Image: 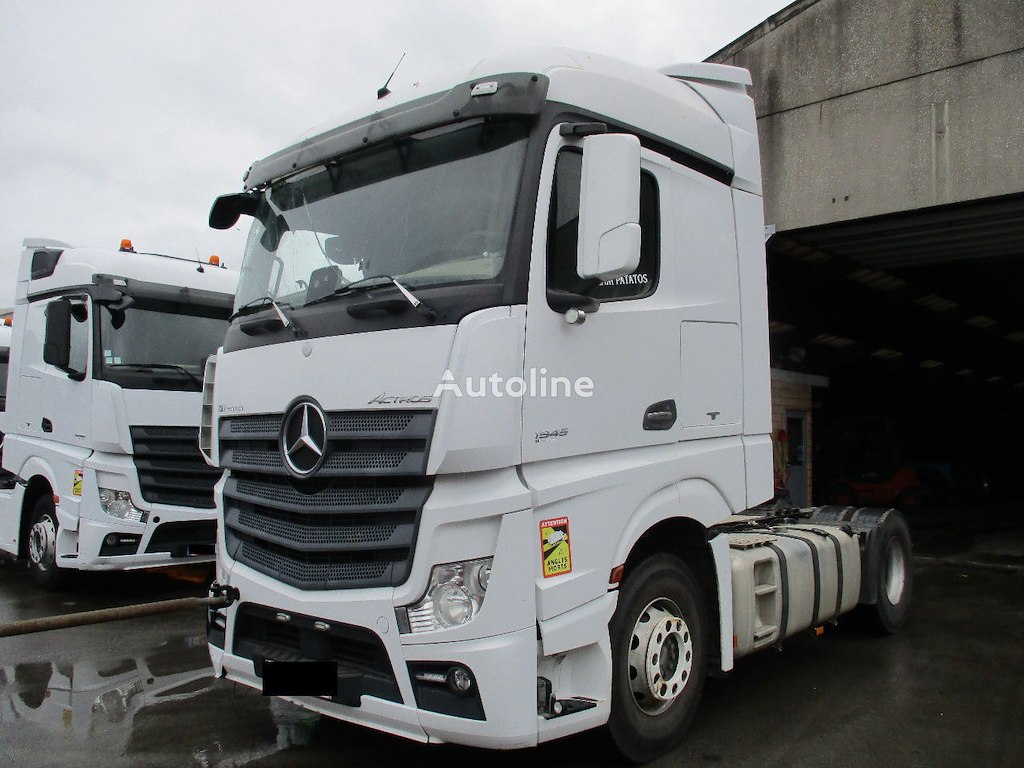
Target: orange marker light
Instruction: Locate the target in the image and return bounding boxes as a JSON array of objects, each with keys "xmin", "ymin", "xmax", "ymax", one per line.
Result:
[
  {"xmin": 209, "ymin": 255, "xmax": 221, "ymax": 266},
  {"xmin": 119, "ymin": 239, "xmax": 135, "ymax": 252},
  {"xmin": 2, "ymin": 316, "xmax": 11, "ymax": 327},
  {"xmin": 609, "ymin": 564, "xmax": 625, "ymax": 584}
]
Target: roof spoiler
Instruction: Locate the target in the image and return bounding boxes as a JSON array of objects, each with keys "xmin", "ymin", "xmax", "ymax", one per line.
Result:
[
  {"xmin": 658, "ymin": 63, "xmax": 752, "ymax": 93},
  {"xmin": 22, "ymin": 237, "xmax": 72, "ymax": 249}
]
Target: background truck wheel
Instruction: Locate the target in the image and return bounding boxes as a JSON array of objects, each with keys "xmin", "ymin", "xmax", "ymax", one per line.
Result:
[
  {"xmin": 27, "ymin": 496, "xmax": 65, "ymax": 590},
  {"xmin": 608, "ymin": 554, "xmax": 707, "ymax": 763},
  {"xmin": 864, "ymin": 512, "xmax": 912, "ymax": 633}
]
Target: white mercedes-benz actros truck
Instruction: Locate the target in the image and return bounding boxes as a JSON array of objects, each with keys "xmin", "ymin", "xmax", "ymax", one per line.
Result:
[
  {"xmin": 202, "ymin": 49, "xmax": 912, "ymax": 762},
  {"xmin": 0, "ymin": 239, "xmax": 237, "ymax": 589}
]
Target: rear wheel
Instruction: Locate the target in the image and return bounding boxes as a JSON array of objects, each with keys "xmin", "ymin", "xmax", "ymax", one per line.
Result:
[
  {"xmin": 865, "ymin": 512, "xmax": 912, "ymax": 633},
  {"xmin": 608, "ymin": 554, "xmax": 707, "ymax": 763},
  {"xmin": 27, "ymin": 496, "xmax": 65, "ymax": 590}
]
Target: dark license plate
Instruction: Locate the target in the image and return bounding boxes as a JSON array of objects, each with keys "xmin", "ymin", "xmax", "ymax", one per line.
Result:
[{"xmin": 262, "ymin": 660, "xmax": 339, "ymax": 696}]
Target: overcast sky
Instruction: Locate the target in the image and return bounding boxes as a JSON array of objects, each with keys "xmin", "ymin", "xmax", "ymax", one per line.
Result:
[{"xmin": 0, "ymin": 0, "xmax": 790, "ymax": 307}]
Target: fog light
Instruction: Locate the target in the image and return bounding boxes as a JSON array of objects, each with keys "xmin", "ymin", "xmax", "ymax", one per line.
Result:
[
  {"xmin": 447, "ymin": 666, "xmax": 474, "ymax": 695},
  {"xmin": 407, "ymin": 662, "xmax": 485, "ymax": 720},
  {"xmin": 99, "ymin": 532, "xmax": 141, "ymax": 556}
]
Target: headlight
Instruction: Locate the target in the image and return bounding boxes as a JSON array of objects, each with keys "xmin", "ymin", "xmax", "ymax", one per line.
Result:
[
  {"xmin": 400, "ymin": 557, "xmax": 493, "ymax": 634},
  {"xmin": 98, "ymin": 488, "xmax": 147, "ymax": 523}
]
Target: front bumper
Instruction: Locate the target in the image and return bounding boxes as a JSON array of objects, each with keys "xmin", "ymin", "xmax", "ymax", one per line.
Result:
[
  {"xmin": 66, "ymin": 508, "xmax": 217, "ymax": 570},
  {"xmin": 54, "ymin": 454, "xmax": 218, "ymax": 570},
  {"xmin": 211, "ymin": 609, "xmax": 539, "ymax": 749}
]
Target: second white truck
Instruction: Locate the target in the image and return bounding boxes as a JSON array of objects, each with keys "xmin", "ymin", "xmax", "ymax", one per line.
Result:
[{"xmin": 0, "ymin": 239, "xmax": 237, "ymax": 588}]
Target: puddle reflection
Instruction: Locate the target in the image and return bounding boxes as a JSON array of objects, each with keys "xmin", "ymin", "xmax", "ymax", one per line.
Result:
[{"xmin": 0, "ymin": 632, "xmax": 319, "ymax": 765}]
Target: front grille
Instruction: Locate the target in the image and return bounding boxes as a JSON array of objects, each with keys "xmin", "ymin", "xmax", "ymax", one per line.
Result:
[
  {"xmin": 233, "ymin": 603, "xmax": 402, "ymax": 705},
  {"xmin": 131, "ymin": 426, "xmax": 222, "ymax": 508},
  {"xmin": 220, "ymin": 410, "xmax": 434, "ymax": 590}
]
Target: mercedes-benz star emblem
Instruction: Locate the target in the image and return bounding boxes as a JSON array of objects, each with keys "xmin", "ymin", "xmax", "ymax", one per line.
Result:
[{"xmin": 281, "ymin": 400, "xmax": 328, "ymax": 477}]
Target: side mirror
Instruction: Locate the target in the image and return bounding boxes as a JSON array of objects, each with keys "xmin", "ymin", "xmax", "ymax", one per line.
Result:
[
  {"xmin": 576, "ymin": 133, "xmax": 642, "ymax": 282},
  {"xmin": 209, "ymin": 193, "xmax": 259, "ymax": 230},
  {"xmin": 44, "ymin": 299, "xmax": 87, "ymax": 380},
  {"xmin": 43, "ymin": 299, "xmax": 72, "ymax": 369}
]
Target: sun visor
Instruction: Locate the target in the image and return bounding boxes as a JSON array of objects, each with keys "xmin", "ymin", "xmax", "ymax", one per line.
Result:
[{"xmin": 244, "ymin": 73, "xmax": 549, "ymax": 191}]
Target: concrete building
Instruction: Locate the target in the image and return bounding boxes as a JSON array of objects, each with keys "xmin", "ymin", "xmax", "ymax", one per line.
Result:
[{"xmin": 711, "ymin": 0, "xmax": 1024, "ymax": 507}]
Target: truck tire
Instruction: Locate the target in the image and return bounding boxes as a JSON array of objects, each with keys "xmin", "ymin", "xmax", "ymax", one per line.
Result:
[
  {"xmin": 608, "ymin": 554, "xmax": 707, "ymax": 763},
  {"xmin": 27, "ymin": 496, "xmax": 65, "ymax": 590},
  {"xmin": 864, "ymin": 512, "xmax": 912, "ymax": 633}
]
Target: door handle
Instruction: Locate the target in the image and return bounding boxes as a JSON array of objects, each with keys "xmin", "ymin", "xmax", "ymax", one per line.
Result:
[
  {"xmin": 41, "ymin": 418, "xmax": 53, "ymax": 433},
  {"xmin": 643, "ymin": 400, "xmax": 677, "ymax": 431}
]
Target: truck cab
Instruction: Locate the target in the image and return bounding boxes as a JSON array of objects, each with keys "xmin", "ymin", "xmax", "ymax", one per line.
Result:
[
  {"xmin": 0, "ymin": 239, "xmax": 237, "ymax": 587},
  {"xmin": 203, "ymin": 48, "xmax": 910, "ymax": 761}
]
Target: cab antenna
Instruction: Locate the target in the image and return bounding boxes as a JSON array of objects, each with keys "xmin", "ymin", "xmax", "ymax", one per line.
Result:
[{"xmin": 377, "ymin": 53, "xmax": 406, "ymax": 100}]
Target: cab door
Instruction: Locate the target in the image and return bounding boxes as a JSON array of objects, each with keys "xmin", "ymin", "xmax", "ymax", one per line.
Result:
[
  {"xmin": 522, "ymin": 129, "xmax": 745, "ymax": 464},
  {"xmin": 522, "ymin": 133, "xmax": 678, "ymax": 463},
  {"xmin": 38, "ymin": 296, "xmax": 93, "ymax": 446}
]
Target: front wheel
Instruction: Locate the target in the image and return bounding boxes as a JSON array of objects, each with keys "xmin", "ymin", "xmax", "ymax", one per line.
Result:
[
  {"xmin": 608, "ymin": 554, "xmax": 708, "ymax": 763},
  {"xmin": 27, "ymin": 496, "xmax": 65, "ymax": 590}
]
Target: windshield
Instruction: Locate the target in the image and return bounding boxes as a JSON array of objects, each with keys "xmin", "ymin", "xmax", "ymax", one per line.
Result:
[
  {"xmin": 233, "ymin": 118, "xmax": 530, "ymax": 313},
  {"xmin": 97, "ymin": 300, "xmax": 229, "ymax": 391}
]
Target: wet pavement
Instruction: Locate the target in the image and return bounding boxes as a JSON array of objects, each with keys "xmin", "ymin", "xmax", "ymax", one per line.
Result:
[{"xmin": 1, "ymin": 512, "xmax": 1021, "ymax": 768}]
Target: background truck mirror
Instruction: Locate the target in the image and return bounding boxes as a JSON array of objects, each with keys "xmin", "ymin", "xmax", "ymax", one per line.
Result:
[
  {"xmin": 576, "ymin": 133, "xmax": 642, "ymax": 282},
  {"xmin": 43, "ymin": 298, "xmax": 73, "ymax": 369},
  {"xmin": 44, "ymin": 299, "xmax": 86, "ymax": 380}
]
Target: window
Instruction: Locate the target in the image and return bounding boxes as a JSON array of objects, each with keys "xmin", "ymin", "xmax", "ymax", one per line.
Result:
[
  {"xmin": 234, "ymin": 118, "xmax": 530, "ymax": 313},
  {"xmin": 97, "ymin": 299, "xmax": 229, "ymax": 391},
  {"xmin": 547, "ymin": 148, "xmax": 659, "ymax": 303}
]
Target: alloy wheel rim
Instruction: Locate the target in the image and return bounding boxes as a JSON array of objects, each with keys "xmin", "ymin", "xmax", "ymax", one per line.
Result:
[
  {"xmin": 627, "ymin": 598, "xmax": 693, "ymax": 715},
  {"xmin": 28, "ymin": 515, "xmax": 56, "ymax": 569}
]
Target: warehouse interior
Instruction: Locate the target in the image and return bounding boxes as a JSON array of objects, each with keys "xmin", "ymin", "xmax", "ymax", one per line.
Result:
[
  {"xmin": 710, "ymin": 0, "xmax": 1024, "ymax": 511},
  {"xmin": 768, "ymin": 192, "xmax": 1024, "ymax": 508}
]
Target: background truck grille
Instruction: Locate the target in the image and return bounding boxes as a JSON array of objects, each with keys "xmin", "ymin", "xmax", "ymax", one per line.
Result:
[
  {"xmin": 130, "ymin": 426, "xmax": 222, "ymax": 508},
  {"xmin": 220, "ymin": 410, "xmax": 434, "ymax": 590}
]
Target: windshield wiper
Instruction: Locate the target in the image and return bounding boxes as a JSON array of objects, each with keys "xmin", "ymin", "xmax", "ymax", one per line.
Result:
[
  {"xmin": 231, "ymin": 296, "xmax": 273, "ymax": 320},
  {"xmin": 230, "ymin": 296, "xmax": 292, "ymax": 323},
  {"xmin": 230, "ymin": 295, "xmax": 300, "ymax": 336},
  {"xmin": 108, "ymin": 363, "xmax": 202, "ymax": 387},
  {"xmin": 307, "ymin": 274, "xmax": 436, "ymax": 322}
]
